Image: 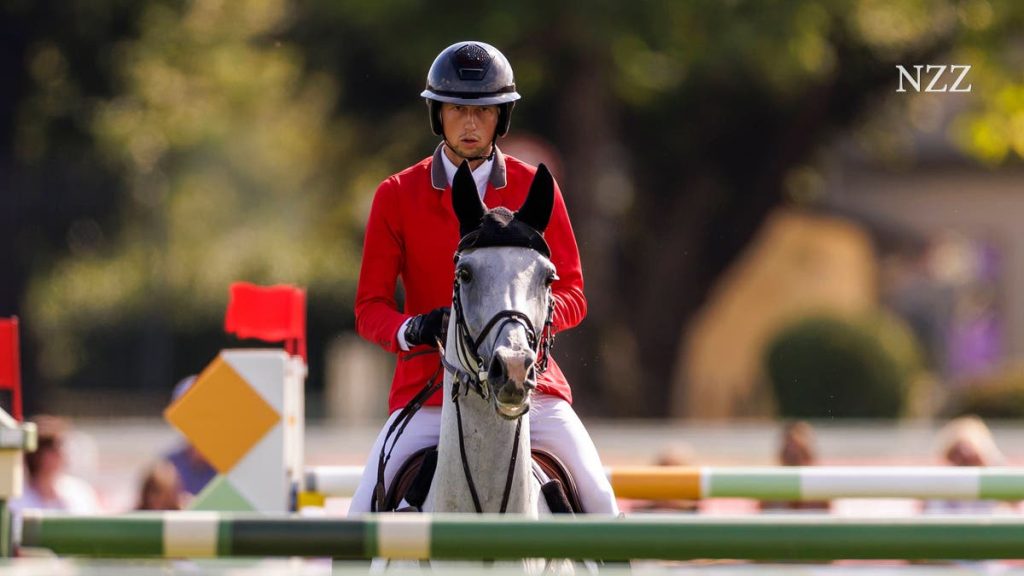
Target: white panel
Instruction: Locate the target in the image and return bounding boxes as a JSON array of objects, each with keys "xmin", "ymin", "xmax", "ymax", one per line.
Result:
[
  {"xmin": 0, "ymin": 452, "xmax": 22, "ymax": 498},
  {"xmin": 222, "ymin": 350, "xmax": 288, "ymax": 413},
  {"xmin": 163, "ymin": 511, "xmax": 219, "ymax": 558},
  {"xmin": 284, "ymin": 355, "xmax": 306, "ymax": 485},
  {"xmin": 227, "ymin": 424, "xmax": 285, "ymax": 512},
  {"xmin": 802, "ymin": 467, "xmax": 979, "ymax": 499}
]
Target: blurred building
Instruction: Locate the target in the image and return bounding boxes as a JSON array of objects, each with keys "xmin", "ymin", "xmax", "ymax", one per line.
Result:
[
  {"xmin": 675, "ymin": 92, "xmax": 1021, "ymax": 419},
  {"xmin": 829, "ymin": 97, "xmax": 1018, "ymax": 388}
]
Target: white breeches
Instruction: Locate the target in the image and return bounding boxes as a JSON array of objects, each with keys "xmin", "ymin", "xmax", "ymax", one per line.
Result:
[{"xmin": 348, "ymin": 393, "xmax": 619, "ymax": 515}]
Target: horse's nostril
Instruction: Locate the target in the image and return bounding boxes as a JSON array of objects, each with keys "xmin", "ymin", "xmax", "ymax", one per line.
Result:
[
  {"xmin": 488, "ymin": 355, "xmax": 505, "ymax": 383},
  {"xmin": 525, "ymin": 361, "xmax": 537, "ymax": 388}
]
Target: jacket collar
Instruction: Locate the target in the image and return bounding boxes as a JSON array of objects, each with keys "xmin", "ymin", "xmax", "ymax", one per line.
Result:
[{"xmin": 431, "ymin": 143, "xmax": 507, "ymax": 191}]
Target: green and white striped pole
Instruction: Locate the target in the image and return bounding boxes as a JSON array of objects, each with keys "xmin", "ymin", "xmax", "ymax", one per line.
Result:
[
  {"xmin": 302, "ymin": 465, "xmax": 1024, "ymax": 501},
  {"xmin": 20, "ymin": 512, "xmax": 1024, "ymax": 560},
  {"xmin": 609, "ymin": 466, "xmax": 1024, "ymax": 501}
]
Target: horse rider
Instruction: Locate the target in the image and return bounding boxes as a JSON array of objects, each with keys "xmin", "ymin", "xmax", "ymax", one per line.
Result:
[{"xmin": 350, "ymin": 41, "xmax": 619, "ymax": 516}]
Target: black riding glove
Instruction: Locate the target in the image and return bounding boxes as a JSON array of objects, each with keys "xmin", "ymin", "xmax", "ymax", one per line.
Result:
[{"xmin": 404, "ymin": 307, "xmax": 450, "ymax": 348}]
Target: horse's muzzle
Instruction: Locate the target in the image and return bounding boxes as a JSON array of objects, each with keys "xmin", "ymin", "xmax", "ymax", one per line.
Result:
[{"xmin": 489, "ymin": 347, "xmax": 536, "ymax": 419}]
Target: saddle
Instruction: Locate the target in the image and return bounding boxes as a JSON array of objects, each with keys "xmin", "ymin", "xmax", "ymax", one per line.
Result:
[{"xmin": 381, "ymin": 446, "xmax": 584, "ymax": 514}]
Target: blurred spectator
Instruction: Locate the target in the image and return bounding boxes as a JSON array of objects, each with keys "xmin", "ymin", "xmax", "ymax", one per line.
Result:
[
  {"xmin": 779, "ymin": 420, "xmax": 818, "ymax": 466},
  {"xmin": 764, "ymin": 420, "xmax": 827, "ymax": 511},
  {"xmin": 10, "ymin": 415, "xmax": 100, "ymax": 514},
  {"xmin": 924, "ymin": 415, "xmax": 1009, "ymax": 514},
  {"xmin": 938, "ymin": 414, "xmax": 1004, "ymax": 467},
  {"xmin": 164, "ymin": 375, "xmax": 216, "ymax": 497},
  {"xmin": 136, "ymin": 460, "xmax": 184, "ymax": 510}
]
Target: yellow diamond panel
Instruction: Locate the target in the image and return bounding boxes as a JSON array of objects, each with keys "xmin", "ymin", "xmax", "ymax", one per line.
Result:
[{"xmin": 164, "ymin": 355, "xmax": 281, "ymax": 473}]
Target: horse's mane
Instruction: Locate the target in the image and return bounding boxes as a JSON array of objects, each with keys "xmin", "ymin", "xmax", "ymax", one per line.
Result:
[{"xmin": 456, "ymin": 206, "xmax": 551, "ymax": 257}]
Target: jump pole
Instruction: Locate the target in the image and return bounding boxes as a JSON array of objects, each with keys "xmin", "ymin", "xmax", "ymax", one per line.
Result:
[
  {"xmin": 21, "ymin": 512, "xmax": 1024, "ymax": 561},
  {"xmin": 303, "ymin": 465, "xmax": 1024, "ymax": 502}
]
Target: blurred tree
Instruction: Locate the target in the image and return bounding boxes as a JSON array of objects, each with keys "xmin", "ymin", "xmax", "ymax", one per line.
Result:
[
  {"xmin": 6, "ymin": 0, "xmax": 1023, "ymax": 415},
  {"xmin": 285, "ymin": 0, "xmax": 1022, "ymax": 416},
  {"xmin": 593, "ymin": 0, "xmax": 1021, "ymax": 416},
  {"xmin": 9, "ymin": 0, "xmax": 363, "ymax": 410},
  {"xmin": 2, "ymin": 0, "xmax": 148, "ymax": 410}
]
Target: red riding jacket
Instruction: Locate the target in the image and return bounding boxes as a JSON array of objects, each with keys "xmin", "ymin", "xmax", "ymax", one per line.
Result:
[{"xmin": 355, "ymin": 145, "xmax": 586, "ymax": 412}]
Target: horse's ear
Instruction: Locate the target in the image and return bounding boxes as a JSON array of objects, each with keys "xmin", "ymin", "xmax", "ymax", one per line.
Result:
[
  {"xmin": 452, "ymin": 160, "xmax": 485, "ymax": 237},
  {"xmin": 515, "ymin": 163, "xmax": 554, "ymax": 233}
]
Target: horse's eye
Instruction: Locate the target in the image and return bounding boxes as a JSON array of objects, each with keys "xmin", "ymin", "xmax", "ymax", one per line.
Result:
[
  {"xmin": 545, "ymin": 272, "xmax": 558, "ymax": 287},
  {"xmin": 457, "ymin": 267, "xmax": 473, "ymax": 283}
]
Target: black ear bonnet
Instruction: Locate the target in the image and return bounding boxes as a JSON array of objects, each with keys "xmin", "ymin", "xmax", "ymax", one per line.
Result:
[{"xmin": 451, "ymin": 161, "xmax": 554, "ymax": 258}]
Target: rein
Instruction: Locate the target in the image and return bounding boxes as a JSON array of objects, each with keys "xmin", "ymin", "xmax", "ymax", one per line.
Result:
[
  {"xmin": 373, "ymin": 256, "xmax": 557, "ymax": 514},
  {"xmin": 371, "ymin": 362, "xmax": 443, "ymax": 512},
  {"xmin": 440, "ymin": 267, "xmax": 555, "ymax": 513}
]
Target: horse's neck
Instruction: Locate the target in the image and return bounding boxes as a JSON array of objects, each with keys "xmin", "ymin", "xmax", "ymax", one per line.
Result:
[{"xmin": 429, "ymin": 349, "xmax": 537, "ymax": 514}]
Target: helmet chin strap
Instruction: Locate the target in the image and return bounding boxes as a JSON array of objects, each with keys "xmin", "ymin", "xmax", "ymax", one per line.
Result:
[{"xmin": 443, "ymin": 136, "xmax": 497, "ymax": 163}]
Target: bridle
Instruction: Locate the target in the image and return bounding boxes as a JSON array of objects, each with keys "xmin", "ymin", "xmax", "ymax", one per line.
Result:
[
  {"xmin": 436, "ymin": 251, "xmax": 556, "ymax": 513},
  {"xmin": 439, "ymin": 256, "xmax": 555, "ymax": 403},
  {"xmin": 372, "ymin": 250, "xmax": 556, "ymax": 514}
]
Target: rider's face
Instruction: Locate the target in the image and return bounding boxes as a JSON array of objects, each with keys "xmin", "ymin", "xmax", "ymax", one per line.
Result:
[{"xmin": 440, "ymin": 103, "xmax": 499, "ymax": 162}]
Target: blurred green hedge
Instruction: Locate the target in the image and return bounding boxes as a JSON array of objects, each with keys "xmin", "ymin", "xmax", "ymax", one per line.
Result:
[
  {"xmin": 764, "ymin": 312, "xmax": 924, "ymax": 419},
  {"xmin": 950, "ymin": 368, "xmax": 1024, "ymax": 419}
]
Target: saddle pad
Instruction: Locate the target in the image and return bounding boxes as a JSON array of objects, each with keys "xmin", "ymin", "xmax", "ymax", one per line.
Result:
[{"xmin": 531, "ymin": 448, "xmax": 584, "ymax": 514}]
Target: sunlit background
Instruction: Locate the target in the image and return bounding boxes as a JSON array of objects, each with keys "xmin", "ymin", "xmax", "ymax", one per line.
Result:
[{"xmin": 3, "ymin": 0, "xmax": 1024, "ymax": 517}]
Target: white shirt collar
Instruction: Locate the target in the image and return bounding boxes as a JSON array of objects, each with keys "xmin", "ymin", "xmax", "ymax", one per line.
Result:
[{"xmin": 441, "ymin": 148, "xmax": 493, "ymax": 201}]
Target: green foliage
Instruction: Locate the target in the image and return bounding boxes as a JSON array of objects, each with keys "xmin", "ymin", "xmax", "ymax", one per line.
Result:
[
  {"xmin": 7, "ymin": 0, "xmax": 1024, "ymax": 412},
  {"xmin": 765, "ymin": 312, "xmax": 925, "ymax": 419},
  {"xmin": 951, "ymin": 367, "xmax": 1024, "ymax": 419},
  {"xmin": 25, "ymin": 0, "xmax": 363, "ymax": 384}
]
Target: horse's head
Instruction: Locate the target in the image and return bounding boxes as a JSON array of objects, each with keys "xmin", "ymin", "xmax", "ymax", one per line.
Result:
[{"xmin": 449, "ymin": 161, "xmax": 557, "ymax": 419}]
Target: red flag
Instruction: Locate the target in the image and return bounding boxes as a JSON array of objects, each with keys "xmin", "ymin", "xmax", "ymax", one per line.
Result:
[
  {"xmin": 224, "ymin": 283, "xmax": 306, "ymax": 361},
  {"xmin": 0, "ymin": 317, "xmax": 24, "ymax": 421}
]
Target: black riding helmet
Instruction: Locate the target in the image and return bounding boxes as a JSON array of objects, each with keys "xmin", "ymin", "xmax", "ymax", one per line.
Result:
[{"xmin": 421, "ymin": 41, "xmax": 521, "ymax": 137}]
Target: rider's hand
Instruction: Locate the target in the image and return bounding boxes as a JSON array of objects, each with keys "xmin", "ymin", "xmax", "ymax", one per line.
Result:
[{"xmin": 404, "ymin": 307, "xmax": 450, "ymax": 347}]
